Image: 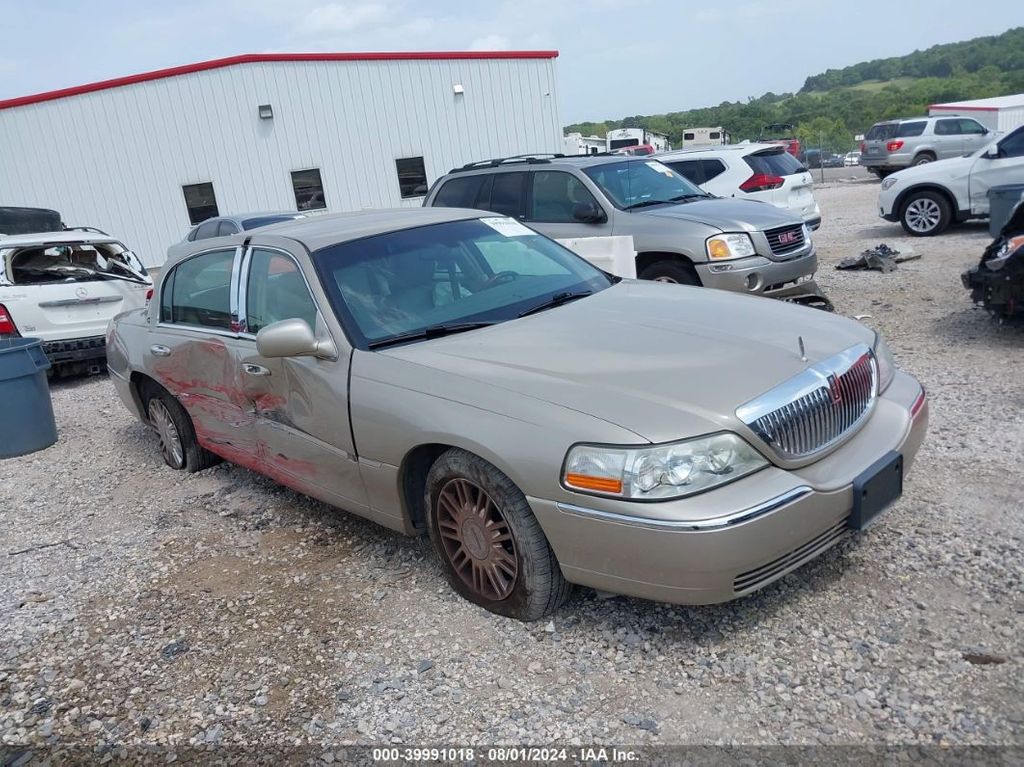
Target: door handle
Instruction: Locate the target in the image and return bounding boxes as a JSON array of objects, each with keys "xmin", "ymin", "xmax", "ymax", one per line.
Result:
[
  {"xmin": 150, "ymin": 344, "xmax": 171, "ymax": 357},
  {"xmin": 242, "ymin": 363, "xmax": 271, "ymax": 377}
]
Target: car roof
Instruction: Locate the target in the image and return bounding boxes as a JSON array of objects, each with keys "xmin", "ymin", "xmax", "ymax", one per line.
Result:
[
  {"xmin": 169, "ymin": 208, "xmax": 486, "ymax": 264},
  {"xmin": 0, "ymin": 230, "xmax": 121, "ymax": 248},
  {"xmin": 658, "ymin": 143, "xmax": 782, "ymax": 159},
  {"xmin": 196, "ymin": 212, "xmax": 301, "ymax": 226}
]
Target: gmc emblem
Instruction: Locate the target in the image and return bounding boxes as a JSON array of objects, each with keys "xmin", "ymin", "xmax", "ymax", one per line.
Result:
[
  {"xmin": 778, "ymin": 230, "xmax": 799, "ymax": 245},
  {"xmin": 827, "ymin": 373, "xmax": 843, "ymax": 404}
]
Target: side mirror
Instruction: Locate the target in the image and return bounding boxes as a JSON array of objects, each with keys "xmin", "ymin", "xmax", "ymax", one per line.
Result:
[
  {"xmin": 985, "ymin": 145, "xmax": 1001, "ymax": 159},
  {"xmin": 256, "ymin": 318, "xmax": 336, "ymax": 360},
  {"xmin": 572, "ymin": 201, "xmax": 606, "ymax": 223}
]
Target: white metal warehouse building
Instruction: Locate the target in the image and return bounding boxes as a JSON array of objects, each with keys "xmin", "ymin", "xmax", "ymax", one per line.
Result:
[
  {"xmin": 928, "ymin": 94, "xmax": 1024, "ymax": 133},
  {"xmin": 0, "ymin": 51, "xmax": 563, "ymax": 266}
]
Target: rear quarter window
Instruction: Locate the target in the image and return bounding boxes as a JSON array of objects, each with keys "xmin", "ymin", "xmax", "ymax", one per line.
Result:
[
  {"xmin": 897, "ymin": 121, "xmax": 927, "ymax": 138},
  {"xmin": 432, "ymin": 176, "xmax": 487, "ymax": 208},
  {"xmin": 866, "ymin": 123, "xmax": 897, "ymax": 140}
]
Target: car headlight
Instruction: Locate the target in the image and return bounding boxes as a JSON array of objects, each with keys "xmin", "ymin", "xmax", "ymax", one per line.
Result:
[
  {"xmin": 881, "ymin": 177, "xmax": 898, "ymax": 191},
  {"xmin": 563, "ymin": 433, "xmax": 768, "ymax": 501},
  {"xmin": 802, "ymin": 223, "xmax": 812, "ymax": 245},
  {"xmin": 706, "ymin": 233, "xmax": 757, "ymax": 260},
  {"xmin": 873, "ymin": 332, "xmax": 896, "ymax": 393}
]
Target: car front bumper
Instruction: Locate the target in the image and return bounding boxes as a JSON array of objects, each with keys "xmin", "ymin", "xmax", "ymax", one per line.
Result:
[
  {"xmin": 695, "ymin": 248, "xmax": 817, "ymax": 296},
  {"xmin": 528, "ymin": 371, "xmax": 928, "ymax": 605}
]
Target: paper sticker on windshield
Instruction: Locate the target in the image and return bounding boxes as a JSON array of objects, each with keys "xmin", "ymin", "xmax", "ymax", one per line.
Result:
[
  {"xmin": 645, "ymin": 161, "xmax": 674, "ymax": 177},
  {"xmin": 481, "ymin": 217, "xmax": 533, "ymax": 237}
]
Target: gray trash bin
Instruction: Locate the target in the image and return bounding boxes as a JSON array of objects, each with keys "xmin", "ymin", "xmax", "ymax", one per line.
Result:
[
  {"xmin": 0, "ymin": 337, "xmax": 58, "ymax": 458},
  {"xmin": 988, "ymin": 184, "xmax": 1024, "ymax": 237}
]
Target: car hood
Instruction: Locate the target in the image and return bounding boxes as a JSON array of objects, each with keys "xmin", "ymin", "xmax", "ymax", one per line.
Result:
[
  {"xmin": 636, "ymin": 197, "xmax": 802, "ymax": 233},
  {"xmin": 382, "ymin": 281, "xmax": 874, "ymax": 444}
]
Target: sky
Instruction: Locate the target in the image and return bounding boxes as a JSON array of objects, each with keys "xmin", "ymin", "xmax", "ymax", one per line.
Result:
[{"xmin": 1, "ymin": 0, "xmax": 1022, "ymax": 123}]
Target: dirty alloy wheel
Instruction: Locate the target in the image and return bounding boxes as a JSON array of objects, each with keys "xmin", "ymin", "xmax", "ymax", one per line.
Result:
[
  {"xmin": 143, "ymin": 385, "xmax": 221, "ymax": 473},
  {"xmin": 912, "ymin": 153, "xmax": 935, "ymax": 166},
  {"xmin": 638, "ymin": 260, "xmax": 699, "ymax": 285},
  {"xmin": 426, "ymin": 448, "xmax": 571, "ymax": 621},
  {"xmin": 900, "ymin": 191, "xmax": 951, "ymax": 236}
]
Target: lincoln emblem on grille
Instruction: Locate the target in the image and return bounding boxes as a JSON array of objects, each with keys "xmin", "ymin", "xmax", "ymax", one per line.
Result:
[
  {"xmin": 778, "ymin": 230, "xmax": 799, "ymax": 245},
  {"xmin": 827, "ymin": 373, "xmax": 843, "ymax": 404}
]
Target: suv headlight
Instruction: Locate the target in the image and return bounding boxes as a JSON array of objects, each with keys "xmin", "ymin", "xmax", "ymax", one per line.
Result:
[
  {"xmin": 563, "ymin": 433, "xmax": 768, "ymax": 501},
  {"xmin": 706, "ymin": 233, "xmax": 757, "ymax": 260},
  {"xmin": 873, "ymin": 332, "xmax": 896, "ymax": 393},
  {"xmin": 881, "ymin": 177, "xmax": 899, "ymax": 191}
]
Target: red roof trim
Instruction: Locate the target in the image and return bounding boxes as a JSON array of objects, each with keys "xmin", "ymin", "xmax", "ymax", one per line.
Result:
[
  {"xmin": 928, "ymin": 103, "xmax": 999, "ymax": 112},
  {"xmin": 0, "ymin": 51, "xmax": 560, "ymax": 111}
]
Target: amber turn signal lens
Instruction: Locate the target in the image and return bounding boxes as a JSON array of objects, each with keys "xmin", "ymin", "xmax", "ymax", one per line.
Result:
[
  {"xmin": 565, "ymin": 473, "xmax": 623, "ymax": 494},
  {"xmin": 707, "ymin": 239, "xmax": 731, "ymax": 259}
]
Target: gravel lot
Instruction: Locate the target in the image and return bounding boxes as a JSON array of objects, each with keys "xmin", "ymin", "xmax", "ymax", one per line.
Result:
[{"xmin": 2, "ymin": 176, "xmax": 1022, "ymax": 759}]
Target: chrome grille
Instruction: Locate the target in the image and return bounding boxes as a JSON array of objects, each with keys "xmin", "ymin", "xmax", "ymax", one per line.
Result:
[
  {"xmin": 736, "ymin": 344, "xmax": 877, "ymax": 460},
  {"xmin": 765, "ymin": 223, "xmax": 806, "ymax": 256}
]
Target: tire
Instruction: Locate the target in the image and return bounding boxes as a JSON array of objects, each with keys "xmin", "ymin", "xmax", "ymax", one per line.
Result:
[
  {"xmin": 912, "ymin": 153, "xmax": 935, "ymax": 166},
  {"xmin": 638, "ymin": 260, "xmax": 699, "ymax": 285},
  {"xmin": 900, "ymin": 191, "xmax": 952, "ymax": 236},
  {"xmin": 425, "ymin": 448, "xmax": 571, "ymax": 621},
  {"xmin": 142, "ymin": 383, "xmax": 220, "ymax": 472}
]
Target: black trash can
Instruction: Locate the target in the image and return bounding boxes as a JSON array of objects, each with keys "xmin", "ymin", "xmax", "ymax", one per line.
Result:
[
  {"xmin": 988, "ymin": 184, "xmax": 1024, "ymax": 237},
  {"xmin": 0, "ymin": 337, "xmax": 58, "ymax": 458}
]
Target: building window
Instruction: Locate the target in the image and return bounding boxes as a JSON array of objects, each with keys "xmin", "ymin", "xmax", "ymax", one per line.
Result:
[
  {"xmin": 182, "ymin": 183, "xmax": 219, "ymax": 225},
  {"xmin": 292, "ymin": 169, "xmax": 326, "ymax": 211},
  {"xmin": 395, "ymin": 157, "xmax": 428, "ymax": 199}
]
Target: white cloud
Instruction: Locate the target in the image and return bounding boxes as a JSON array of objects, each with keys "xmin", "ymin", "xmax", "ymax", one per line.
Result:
[
  {"xmin": 296, "ymin": 2, "xmax": 391, "ymax": 35},
  {"xmin": 468, "ymin": 33, "xmax": 511, "ymax": 51}
]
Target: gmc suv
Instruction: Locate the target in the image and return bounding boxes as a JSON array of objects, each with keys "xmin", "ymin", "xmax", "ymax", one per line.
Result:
[
  {"xmin": 860, "ymin": 116, "xmax": 992, "ymax": 177},
  {"xmin": 424, "ymin": 155, "xmax": 820, "ymax": 300}
]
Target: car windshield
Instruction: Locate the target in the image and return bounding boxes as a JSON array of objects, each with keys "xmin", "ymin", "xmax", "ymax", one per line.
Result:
[
  {"xmin": 314, "ymin": 217, "xmax": 613, "ymax": 348},
  {"xmin": 583, "ymin": 160, "xmax": 707, "ymax": 210}
]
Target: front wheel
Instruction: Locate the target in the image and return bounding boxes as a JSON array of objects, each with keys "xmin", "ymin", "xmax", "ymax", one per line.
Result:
[
  {"xmin": 900, "ymin": 191, "xmax": 951, "ymax": 236},
  {"xmin": 638, "ymin": 260, "xmax": 699, "ymax": 285},
  {"xmin": 426, "ymin": 449, "xmax": 571, "ymax": 621}
]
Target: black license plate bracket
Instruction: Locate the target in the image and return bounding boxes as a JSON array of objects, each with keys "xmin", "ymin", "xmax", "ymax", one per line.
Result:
[{"xmin": 849, "ymin": 450, "xmax": 903, "ymax": 531}]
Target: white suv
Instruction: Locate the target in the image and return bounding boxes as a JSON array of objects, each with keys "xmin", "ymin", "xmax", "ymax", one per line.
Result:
[
  {"xmin": 0, "ymin": 229, "xmax": 151, "ymax": 375},
  {"xmin": 878, "ymin": 125, "xmax": 1024, "ymax": 236},
  {"xmin": 658, "ymin": 144, "xmax": 822, "ymax": 230}
]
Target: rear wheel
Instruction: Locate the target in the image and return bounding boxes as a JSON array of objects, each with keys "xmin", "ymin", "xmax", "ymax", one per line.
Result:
[
  {"xmin": 143, "ymin": 384, "xmax": 220, "ymax": 472},
  {"xmin": 900, "ymin": 191, "xmax": 952, "ymax": 236},
  {"xmin": 912, "ymin": 152, "xmax": 936, "ymax": 166},
  {"xmin": 426, "ymin": 449, "xmax": 570, "ymax": 621},
  {"xmin": 639, "ymin": 260, "xmax": 699, "ymax": 285}
]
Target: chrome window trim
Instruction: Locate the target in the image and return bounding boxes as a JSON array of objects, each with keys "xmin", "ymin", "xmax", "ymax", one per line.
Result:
[
  {"xmin": 158, "ymin": 245, "xmax": 242, "ymax": 331},
  {"xmin": 554, "ymin": 486, "xmax": 813, "ymax": 532},
  {"xmin": 235, "ymin": 244, "xmax": 334, "ymax": 349}
]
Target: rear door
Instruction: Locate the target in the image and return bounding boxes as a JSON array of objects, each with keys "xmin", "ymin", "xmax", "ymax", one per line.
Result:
[
  {"xmin": 0, "ymin": 240, "xmax": 149, "ymax": 343},
  {"xmin": 933, "ymin": 118, "xmax": 967, "ymax": 159},
  {"xmin": 148, "ymin": 246, "xmax": 259, "ymax": 463},
  {"xmin": 235, "ymin": 245, "xmax": 369, "ymax": 511}
]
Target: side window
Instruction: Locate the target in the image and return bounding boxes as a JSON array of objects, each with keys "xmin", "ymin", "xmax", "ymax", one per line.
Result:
[
  {"xmin": 529, "ymin": 171, "xmax": 599, "ymax": 223},
  {"xmin": 997, "ymin": 128, "xmax": 1024, "ymax": 158},
  {"xmin": 683, "ymin": 132, "xmax": 695, "ymax": 141},
  {"xmin": 195, "ymin": 220, "xmax": 220, "ymax": 240},
  {"xmin": 433, "ymin": 176, "xmax": 485, "ymax": 208},
  {"xmin": 959, "ymin": 119, "xmax": 987, "ymax": 135},
  {"xmin": 935, "ymin": 119, "xmax": 960, "ymax": 136},
  {"xmin": 701, "ymin": 159, "xmax": 727, "ymax": 182},
  {"xmin": 218, "ymin": 221, "xmax": 238, "ymax": 236},
  {"xmin": 666, "ymin": 160, "xmax": 703, "ymax": 185},
  {"xmin": 167, "ymin": 249, "xmax": 235, "ymax": 329},
  {"xmin": 709, "ymin": 132, "xmax": 721, "ymax": 140},
  {"xmin": 182, "ymin": 183, "xmax": 218, "ymax": 225},
  {"xmin": 245, "ymin": 249, "xmax": 319, "ymax": 335},
  {"xmin": 482, "ymin": 173, "xmax": 526, "ymax": 217},
  {"xmin": 897, "ymin": 121, "xmax": 927, "ymax": 138}
]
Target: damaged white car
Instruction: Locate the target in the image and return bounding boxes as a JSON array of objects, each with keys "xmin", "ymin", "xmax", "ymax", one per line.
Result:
[{"xmin": 0, "ymin": 230, "xmax": 151, "ymax": 375}]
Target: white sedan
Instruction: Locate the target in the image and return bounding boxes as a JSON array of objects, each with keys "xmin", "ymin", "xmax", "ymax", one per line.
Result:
[
  {"xmin": 658, "ymin": 143, "xmax": 822, "ymax": 230},
  {"xmin": 0, "ymin": 229, "xmax": 151, "ymax": 375},
  {"xmin": 878, "ymin": 125, "xmax": 1024, "ymax": 236}
]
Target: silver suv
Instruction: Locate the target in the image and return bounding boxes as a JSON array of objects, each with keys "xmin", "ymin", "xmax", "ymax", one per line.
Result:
[
  {"xmin": 424, "ymin": 155, "xmax": 818, "ymax": 300},
  {"xmin": 860, "ymin": 116, "xmax": 991, "ymax": 177}
]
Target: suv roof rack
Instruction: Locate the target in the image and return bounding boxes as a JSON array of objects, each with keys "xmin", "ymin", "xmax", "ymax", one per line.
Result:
[{"xmin": 448, "ymin": 154, "xmax": 567, "ymax": 173}]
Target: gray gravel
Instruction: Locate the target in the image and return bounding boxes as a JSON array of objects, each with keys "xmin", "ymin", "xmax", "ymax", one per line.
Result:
[{"xmin": 1, "ymin": 177, "xmax": 1022, "ymax": 754}]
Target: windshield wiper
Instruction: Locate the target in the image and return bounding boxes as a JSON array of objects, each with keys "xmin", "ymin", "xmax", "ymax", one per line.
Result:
[
  {"xmin": 518, "ymin": 290, "xmax": 593, "ymax": 318},
  {"xmin": 667, "ymin": 193, "xmax": 709, "ymax": 203},
  {"xmin": 367, "ymin": 321, "xmax": 496, "ymax": 350},
  {"xmin": 624, "ymin": 199, "xmax": 674, "ymax": 211}
]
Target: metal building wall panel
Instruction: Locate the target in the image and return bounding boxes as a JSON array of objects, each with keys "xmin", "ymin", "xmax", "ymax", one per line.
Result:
[{"xmin": 0, "ymin": 57, "xmax": 561, "ymax": 265}]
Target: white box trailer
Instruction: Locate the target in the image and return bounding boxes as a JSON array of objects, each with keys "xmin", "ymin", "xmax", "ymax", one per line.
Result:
[
  {"xmin": 928, "ymin": 94, "xmax": 1024, "ymax": 134},
  {"xmin": 680, "ymin": 127, "xmax": 730, "ymax": 147},
  {"xmin": 562, "ymin": 132, "xmax": 606, "ymax": 155},
  {"xmin": 606, "ymin": 128, "xmax": 670, "ymax": 153}
]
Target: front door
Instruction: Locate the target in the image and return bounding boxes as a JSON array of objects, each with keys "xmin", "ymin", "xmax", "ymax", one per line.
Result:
[
  {"xmin": 236, "ymin": 246, "xmax": 369, "ymax": 512},
  {"xmin": 524, "ymin": 170, "xmax": 614, "ymax": 241},
  {"xmin": 968, "ymin": 129, "xmax": 1024, "ymax": 215}
]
